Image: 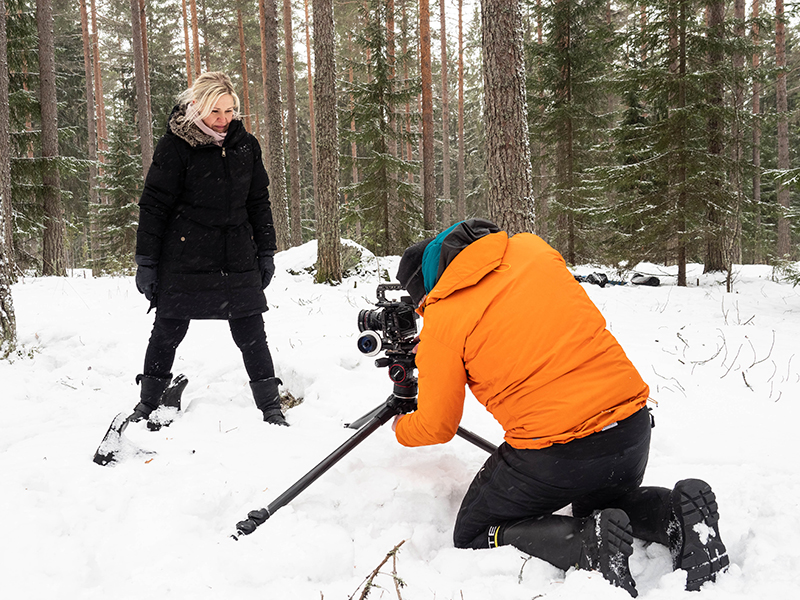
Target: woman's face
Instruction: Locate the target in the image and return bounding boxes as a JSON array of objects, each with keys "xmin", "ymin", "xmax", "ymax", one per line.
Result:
[{"xmin": 201, "ymin": 94, "xmax": 235, "ymax": 134}]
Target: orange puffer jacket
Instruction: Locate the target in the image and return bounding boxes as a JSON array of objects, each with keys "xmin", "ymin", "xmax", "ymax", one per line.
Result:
[{"xmin": 394, "ymin": 231, "xmax": 649, "ymax": 450}]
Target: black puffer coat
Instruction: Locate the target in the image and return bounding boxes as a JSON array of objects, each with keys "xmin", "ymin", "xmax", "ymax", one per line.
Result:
[{"xmin": 136, "ymin": 104, "xmax": 276, "ymax": 319}]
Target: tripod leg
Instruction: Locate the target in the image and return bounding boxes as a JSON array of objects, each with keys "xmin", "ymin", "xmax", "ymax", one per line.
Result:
[
  {"xmin": 456, "ymin": 426, "xmax": 497, "ymax": 454},
  {"xmin": 233, "ymin": 399, "xmax": 401, "ymax": 539},
  {"xmin": 344, "ymin": 402, "xmax": 386, "ymax": 429}
]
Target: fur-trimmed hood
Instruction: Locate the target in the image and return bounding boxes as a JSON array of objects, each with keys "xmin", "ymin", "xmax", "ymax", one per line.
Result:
[{"xmin": 166, "ymin": 103, "xmax": 242, "ymax": 148}]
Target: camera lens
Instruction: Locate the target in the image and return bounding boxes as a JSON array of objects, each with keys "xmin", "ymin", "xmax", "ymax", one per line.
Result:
[
  {"xmin": 358, "ymin": 309, "xmax": 383, "ymax": 332},
  {"xmin": 356, "ymin": 331, "xmax": 382, "ymax": 356}
]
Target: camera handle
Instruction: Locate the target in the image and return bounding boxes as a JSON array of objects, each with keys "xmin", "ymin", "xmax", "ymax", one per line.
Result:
[{"xmin": 232, "ymin": 379, "xmax": 497, "ymax": 539}]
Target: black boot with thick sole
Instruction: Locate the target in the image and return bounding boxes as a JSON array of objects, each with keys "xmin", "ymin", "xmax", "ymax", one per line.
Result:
[
  {"xmin": 250, "ymin": 377, "xmax": 290, "ymax": 426},
  {"xmin": 130, "ymin": 374, "xmax": 172, "ymax": 422},
  {"xmin": 498, "ymin": 509, "xmax": 637, "ymax": 597},
  {"xmin": 668, "ymin": 479, "xmax": 729, "ymax": 591},
  {"xmin": 578, "ymin": 509, "xmax": 638, "ymax": 597}
]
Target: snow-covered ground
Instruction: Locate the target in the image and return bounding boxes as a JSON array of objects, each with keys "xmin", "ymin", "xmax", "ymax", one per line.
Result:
[{"xmin": 2, "ymin": 240, "xmax": 799, "ymax": 599}]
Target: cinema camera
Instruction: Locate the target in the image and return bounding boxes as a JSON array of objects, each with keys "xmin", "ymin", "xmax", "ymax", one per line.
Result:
[{"xmin": 356, "ymin": 283, "xmax": 419, "ymax": 358}]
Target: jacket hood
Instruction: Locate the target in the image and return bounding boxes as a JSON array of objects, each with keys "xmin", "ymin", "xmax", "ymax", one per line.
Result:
[
  {"xmin": 422, "ymin": 219, "xmax": 506, "ymax": 304},
  {"xmin": 167, "ymin": 103, "xmax": 244, "ymax": 148}
]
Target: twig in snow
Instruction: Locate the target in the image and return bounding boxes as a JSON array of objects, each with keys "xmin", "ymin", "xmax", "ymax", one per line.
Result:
[
  {"xmin": 518, "ymin": 556, "xmax": 532, "ymax": 583},
  {"xmin": 721, "ymin": 344, "xmax": 743, "ymax": 379},
  {"xmin": 741, "ymin": 371, "xmax": 753, "ymax": 391},
  {"xmin": 651, "ymin": 367, "xmax": 686, "ymax": 396},
  {"xmin": 749, "ymin": 330, "xmax": 775, "ymax": 368},
  {"xmin": 350, "ymin": 540, "xmax": 406, "ymax": 600},
  {"xmin": 691, "ymin": 330, "xmax": 727, "ymax": 373}
]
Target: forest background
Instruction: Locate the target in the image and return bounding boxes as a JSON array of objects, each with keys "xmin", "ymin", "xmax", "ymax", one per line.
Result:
[{"xmin": 1, "ymin": 0, "xmax": 800, "ymax": 357}]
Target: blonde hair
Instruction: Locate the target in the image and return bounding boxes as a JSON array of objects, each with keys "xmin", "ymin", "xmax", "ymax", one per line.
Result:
[{"xmin": 180, "ymin": 72, "xmax": 241, "ymax": 122}]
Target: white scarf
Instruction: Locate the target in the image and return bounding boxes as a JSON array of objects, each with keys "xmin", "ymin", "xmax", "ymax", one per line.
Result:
[{"xmin": 193, "ymin": 117, "xmax": 226, "ymax": 146}]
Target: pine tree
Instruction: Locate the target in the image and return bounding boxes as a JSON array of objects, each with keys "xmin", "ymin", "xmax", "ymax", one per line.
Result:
[
  {"xmin": 342, "ymin": 0, "xmax": 421, "ymax": 256},
  {"xmin": 94, "ymin": 113, "xmax": 139, "ymax": 273},
  {"xmin": 526, "ymin": 0, "xmax": 617, "ymax": 263}
]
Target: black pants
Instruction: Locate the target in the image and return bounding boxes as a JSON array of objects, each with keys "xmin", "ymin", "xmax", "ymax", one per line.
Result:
[
  {"xmin": 453, "ymin": 407, "xmax": 673, "ymax": 549},
  {"xmin": 143, "ymin": 314, "xmax": 275, "ymax": 382}
]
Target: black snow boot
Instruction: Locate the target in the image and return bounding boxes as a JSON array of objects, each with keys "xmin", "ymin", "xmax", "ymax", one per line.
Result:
[
  {"xmin": 667, "ymin": 479, "xmax": 729, "ymax": 591},
  {"xmin": 499, "ymin": 509, "xmax": 637, "ymax": 597},
  {"xmin": 130, "ymin": 374, "xmax": 172, "ymax": 422},
  {"xmin": 250, "ymin": 377, "xmax": 290, "ymax": 426}
]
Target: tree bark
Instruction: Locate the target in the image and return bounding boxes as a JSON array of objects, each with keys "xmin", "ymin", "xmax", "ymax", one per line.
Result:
[
  {"xmin": 182, "ymin": 0, "xmax": 193, "ymax": 86},
  {"xmin": 79, "ymin": 0, "xmax": 100, "ymax": 275},
  {"xmin": 703, "ymin": 0, "xmax": 726, "ymax": 273},
  {"xmin": 676, "ymin": 0, "xmax": 687, "ymax": 286},
  {"xmin": 37, "ymin": 0, "xmax": 67, "ymax": 276},
  {"xmin": 283, "ymin": 0, "xmax": 302, "ymax": 246},
  {"xmin": 0, "ymin": 0, "xmax": 16, "ymax": 356},
  {"xmin": 775, "ymin": 0, "xmax": 792, "ymax": 258},
  {"xmin": 752, "ymin": 0, "xmax": 763, "ymax": 263},
  {"xmin": 481, "ymin": 0, "xmax": 533, "ymax": 235},
  {"xmin": 304, "ymin": 0, "xmax": 318, "ymax": 211},
  {"xmin": 456, "ymin": 0, "xmax": 465, "ymax": 222},
  {"xmin": 91, "ymin": 0, "xmax": 107, "ymax": 154},
  {"xmin": 261, "ymin": 0, "xmax": 290, "ymax": 250},
  {"xmin": 312, "ymin": 0, "xmax": 341, "ymax": 283},
  {"xmin": 130, "ymin": 0, "xmax": 153, "ymax": 179},
  {"xmin": 237, "ymin": 6, "xmax": 252, "ymax": 131},
  {"xmin": 139, "ymin": 0, "xmax": 151, "ymax": 120},
  {"xmin": 419, "ymin": 0, "xmax": 435, "ymax": 233},
  {"xmin": 439, "ymin": 0, "xmax": 451, "ymax": 227},
  {"xmin": 189, "ymin": 0, "xmax": 201, "ymax": 78}
]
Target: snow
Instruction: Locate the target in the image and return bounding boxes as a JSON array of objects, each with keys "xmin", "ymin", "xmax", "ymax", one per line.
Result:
[{"xmin": 2, "ymin": 240, "xmax": 800, "ymax": 600}]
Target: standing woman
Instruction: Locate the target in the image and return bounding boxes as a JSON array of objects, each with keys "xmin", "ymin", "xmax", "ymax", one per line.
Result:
[{"xmin": 132, "ymin": 72, "xmax": 288, "ymax": 426}]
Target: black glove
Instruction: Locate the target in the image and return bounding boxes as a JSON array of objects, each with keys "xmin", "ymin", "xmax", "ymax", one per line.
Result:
[
  {"xmin": 258, "ymin": 254, "xmax": 275, "ymax": 289},
  {"xmin": 135, "ymin": 255, "xmax": 158, "ymax": 302},
  {"xmin": 136, "ymin": 265, "xmax": 158, "ymax": 301}
]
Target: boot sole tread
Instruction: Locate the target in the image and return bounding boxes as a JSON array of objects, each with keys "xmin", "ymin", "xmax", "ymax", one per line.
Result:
[{"xmin": 672, "ymin": 479, "xmax": 730, "ymax": 591}]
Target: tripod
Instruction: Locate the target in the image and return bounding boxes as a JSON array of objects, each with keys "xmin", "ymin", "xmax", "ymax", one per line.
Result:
[{"xmin": 232, "ymin": 356, "xmax": 497, "ymax": 539}]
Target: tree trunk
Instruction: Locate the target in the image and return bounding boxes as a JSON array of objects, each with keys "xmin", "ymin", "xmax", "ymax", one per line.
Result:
[
  {"xmin": 481, "ymin": 0, "xmax": 533, "ymax": 235},
  {"xmin": 386, "ymin": 0, "xmax": 402, "ymax": 254},
  {"xmin": 130, "ymin": 0, "xmax": 153, "ymax": 179},
  {"xmin": 237, "ymin": 6, "xmax": 252, "ymax": 131},
  {"xmin": 283, "ymin": 0, "xmax": 302, "ymax": 246},
  {"xmin": 139, "ymin": 0, "xmax": 151, "ymax": 120},
  {"xmin": 553, "ymin": 0, "xmax": 574, "ymax": 261},
  {"xmin": 91, "ymin": 0, "xmax": 107, "ymax": 154},
  {"xmin": 79, "ymin": 0, "xmax": 100, "ymax": 275},
  {"xmin": 775, "ymin": 0, "xmax": 792, "ymax": 258},
  {"xmin": 703, "ymin": 0, "xmax": 726, "ymax": 273},
  {"xmin": 752, "ymin": 0, "xmax": 763, "ymax": 263},
  {"xmin": 0, "ymin": 0, "xmax": 16, "ymax": 356},
  {"xmin": 532, "ymin": 0, "xmax": 548, "ymax": 241},
  {"xmin": 676, "ymin": 0, "xmax": 687, "ymax": 286},
  {"xmin": 182, "ymin": 0, "xmax": 193, "ymax": 86},
  {"xmin": 419, "ymin": 0, "xmax": 435, "ymax": 233},
  {"xmin": 37, "ymin": 0, "xmax": 66, "ymax": 276},
  {"xmin": 729, "ymin": 0, "xmax": 745, "ymax": 266},
  {"xmin": 312, "ymin": 0, "xmax": 341, "ymax": 283},
  {"xmin": 261, "ymin": 0, "xmax": 290, "ymax": 250},
  {"xmin": 456, "ymin": 0, "xmax": 465, "ymax": 222},
  {"xmin": 304, "ymin": 0, "xmax": 319, "ymax": 212},
  {"xmin": 189, "ymin": 0, "xmax": 201, "ymax": 78},
  {"xmin": 439, "ymin": 0, "xmax": 451, "ymax": 227}
]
